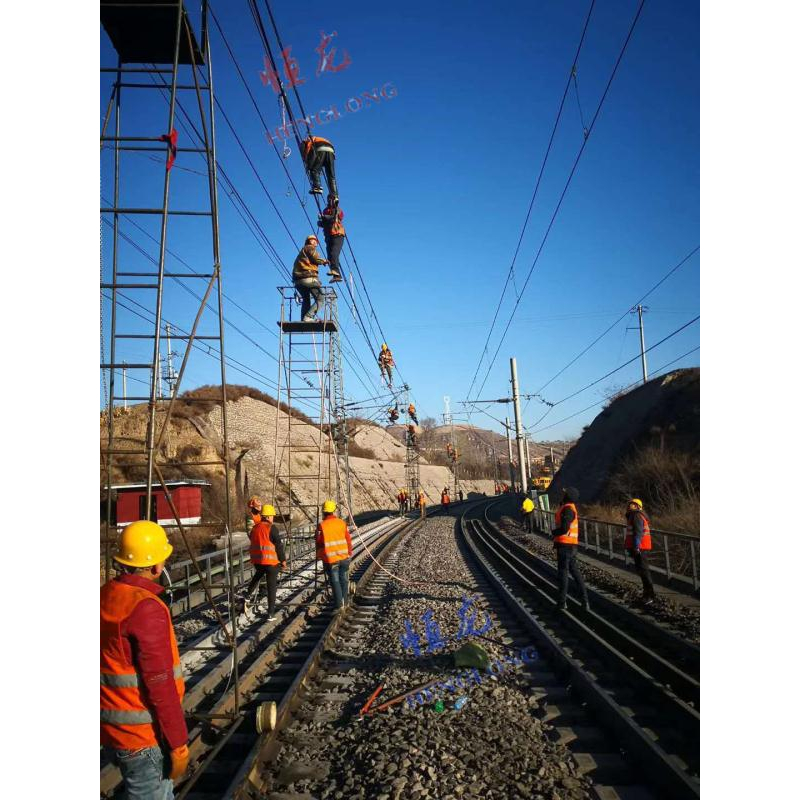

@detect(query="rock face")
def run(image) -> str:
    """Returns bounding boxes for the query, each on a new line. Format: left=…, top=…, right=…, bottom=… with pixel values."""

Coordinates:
left=548, top=368, right=700, bottom=505
left=101, top=394, right=494, bottom=525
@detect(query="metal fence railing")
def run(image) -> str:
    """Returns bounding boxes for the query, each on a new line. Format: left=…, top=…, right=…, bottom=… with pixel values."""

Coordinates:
left=532, top=508, right=700, bottom=592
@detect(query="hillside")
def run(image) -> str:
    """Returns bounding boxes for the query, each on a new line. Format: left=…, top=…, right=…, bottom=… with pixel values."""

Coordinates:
left=548, top=368, right=700, bottom=532
left=100, top=386, right=494, bottom=532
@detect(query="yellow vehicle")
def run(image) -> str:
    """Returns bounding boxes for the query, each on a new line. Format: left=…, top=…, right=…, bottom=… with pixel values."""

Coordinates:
left=532, top=475, right=552, bottom=491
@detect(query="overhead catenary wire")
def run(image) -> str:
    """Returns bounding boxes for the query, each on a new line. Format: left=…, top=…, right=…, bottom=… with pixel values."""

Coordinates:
left=468, top=0, right=649, bottom=406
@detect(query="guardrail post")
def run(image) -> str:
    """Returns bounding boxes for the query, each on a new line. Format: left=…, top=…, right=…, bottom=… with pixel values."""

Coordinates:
left=664, top=535, right=671, bottom=580
left=238, top=544, right=245, bottom=588
left=205, top=555, right=213, bottom=597
left=690, top=540, right=698, bottom=590
left=594, top=521, right=600, bottom=555
left=185, top=563, right=192, bottom=611
left=607, top=523, right=613, bottom=560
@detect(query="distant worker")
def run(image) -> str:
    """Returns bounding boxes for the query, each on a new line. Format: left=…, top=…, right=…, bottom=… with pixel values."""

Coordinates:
left=101, top=521, right=189, bottom=797
left=458, top=489, right=464, bottom=502
left=317, top=195, right=344, bottom=283
left=521, top=496, right=535, bottom=533
left=408, top=403, right=418, bottom=425
left=246, top=495, right=263, bottom=532
left=396, top=488, right=407, bottom=516
left=495, top=484, right=501, bottom=496
left=378, top=344, right=395, bottom=387
left=388, top=406, right=400, bottom=424
left=441, top=489, right=450, bottom=506
left=316, top=500, right=353, bottom=608
left=407, top=424, right=417, bottom=447
left=245, top=504, right=286, bottom=619
left=625, top=498, right=656, bottom=606
left=293, top=235, right=328, bottom=322
left=417, top=490, right=427, bottom=519
left=552, top=487, right=589, bottom=611
left=302, top=135, right=338, bottom=198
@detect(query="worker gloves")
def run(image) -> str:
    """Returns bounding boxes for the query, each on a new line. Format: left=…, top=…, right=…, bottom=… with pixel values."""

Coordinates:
left=169, top=744, right=190, bottom=781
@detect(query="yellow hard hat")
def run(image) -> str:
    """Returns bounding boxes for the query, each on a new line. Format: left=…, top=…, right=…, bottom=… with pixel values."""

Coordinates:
left=114, top=520, right=173, bottom=568
left=629, top=498, right=643, bottom=509
left=522, top=498, right=534, bottom=512
left=261, top=504, right=276, bottom=517
left=322, top=499, right=337, bottom=513
left=381, top=343, right=387, bottom=350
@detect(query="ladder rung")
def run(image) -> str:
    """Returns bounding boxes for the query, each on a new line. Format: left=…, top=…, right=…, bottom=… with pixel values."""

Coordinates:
left=115, top=272, right=215, bottom=278
left=116, top=83, right=210, bottom=91
left=101, top=450, right=145, bottom=456
left=113, top=146, right=209, bottom=153
left=100, top=208, right=212, bottom=216
left=101, top=283, right=159, bottom=289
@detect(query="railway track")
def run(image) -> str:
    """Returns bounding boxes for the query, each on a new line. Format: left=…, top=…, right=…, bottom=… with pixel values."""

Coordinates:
left=461, top=499, right=700, bottom=799
left=100, top=512, right=419, bottom=799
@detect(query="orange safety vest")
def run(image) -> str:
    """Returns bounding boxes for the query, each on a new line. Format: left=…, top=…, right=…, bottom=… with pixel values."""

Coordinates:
left=250, top=520, right=279, bottom=565
left=418, top=494, right=426, bottom=506
left=625, top=510, right=652, bottom=551
left=553, top=502, right=579, bottom=545
left=442, top=494, right=450, bottom=505
left=100, top=581, right=185, bottom=751
left=318, top=516, right=350, bottom=565
left=303, top=136, right=333, bottom=159
left=323, top=207, right=345, bottom=237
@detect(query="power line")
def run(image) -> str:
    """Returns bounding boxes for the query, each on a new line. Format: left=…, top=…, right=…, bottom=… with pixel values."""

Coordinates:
left=464, top=0, right=597, bottom=404
left=468, top=0, right=648, bottom=405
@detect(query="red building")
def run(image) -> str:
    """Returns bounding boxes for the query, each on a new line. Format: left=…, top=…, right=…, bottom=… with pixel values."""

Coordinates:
left=103, top=480, right=209, bottom=528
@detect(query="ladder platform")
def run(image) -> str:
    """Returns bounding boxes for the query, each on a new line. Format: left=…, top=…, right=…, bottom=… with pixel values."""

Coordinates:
left=101, top=0, right=204, bottom=66
left=279, top=320, right=338, bottom=333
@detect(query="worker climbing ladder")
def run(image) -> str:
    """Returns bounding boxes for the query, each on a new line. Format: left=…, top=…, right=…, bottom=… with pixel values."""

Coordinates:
left=402, top=385, right=421, bottom=503
left=100, top=0, right=243, bottom=723
left=272, top=287, right=353, bottom=585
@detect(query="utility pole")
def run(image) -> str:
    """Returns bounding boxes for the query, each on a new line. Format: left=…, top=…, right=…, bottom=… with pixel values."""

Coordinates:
left=122, top=362, right=128, bottom=411
left=510, top=358, right=528, bottom=494
left=505, top=416, right=515, bottom=490
left=635, top=304, right=648, bottom=384
left=524, top=436, right=531, bottom=485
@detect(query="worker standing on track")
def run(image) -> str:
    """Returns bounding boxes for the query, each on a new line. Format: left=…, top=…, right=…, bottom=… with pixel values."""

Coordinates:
left=293, top=235, right=329, bottom=322
left=625, top=498, right=657, bottom=606
left=417, top=490, right=427, bottom=519
left=302, top=135, right=338, bottom=198
left=245, top=504, right=286, bottom=619
left=317, top=194, right=344, bottom=283
left=378, top=344, right=395, bottom=387
left=397, top=488, right=407, bottom=516
left=316, top=500, right=353, bottom=609
left=101, top=521, right=189, bottom=799
left=552, top=487, right=590, bottom=611
left=521, top=496, right=535, bottom=533
left=458, top=488, right=464, bottom=503
left=408, top=403, right=418, bottom=425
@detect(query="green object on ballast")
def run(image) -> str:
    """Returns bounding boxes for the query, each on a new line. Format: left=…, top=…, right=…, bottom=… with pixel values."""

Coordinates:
left=453, top=642, right=491, bottom=672
left=434, top=700, right=445, bottom=713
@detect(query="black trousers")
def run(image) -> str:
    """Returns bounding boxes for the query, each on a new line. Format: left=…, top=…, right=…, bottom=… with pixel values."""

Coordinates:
left=325, top=234, right=344, bottom=275
left=556, top=544, right=588, bottom=606
left=522, top=512, right=534, bottom=533
left=246, top=563, right=279, bottom=614
left=628, top=548, right=656, bottom=599
left=307, top=148, right=338, bottom=196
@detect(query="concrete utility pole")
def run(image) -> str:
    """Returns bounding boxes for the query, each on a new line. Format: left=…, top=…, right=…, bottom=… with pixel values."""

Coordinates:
left=510, top=358, right=528, bottom=494
left=636, top=304, right=648, bottom=384
left=505, top=416, right=515, bottom=490
left=524, top=436, right=531, bottom=484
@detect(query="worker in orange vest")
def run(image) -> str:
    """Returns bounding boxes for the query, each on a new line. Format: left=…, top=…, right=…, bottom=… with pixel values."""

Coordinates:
left=396, top=488, right=407, bottom=516
left=293, top=234, right=329, bottom=322
left=441, top=489, right=451, bottom=506
left=408, top=403, right=418, bottom=425
left=378, top=344, right=395, bottom=387
left=317, top=194, right=344, bottom=283
left=245, top=504, right=286, bottom=619
left=624, top=498, right=656, bottom=605
left=552, top=487, right=589, bottom=611
left=316, top=500, right=353, bottom=608
left=246, top=495, right=263, bottom=532
left=101, top=521, right=189, bottom=797
left=302, top=135, right=338, bottom=198
left=417, top=490, right=427, bottom=519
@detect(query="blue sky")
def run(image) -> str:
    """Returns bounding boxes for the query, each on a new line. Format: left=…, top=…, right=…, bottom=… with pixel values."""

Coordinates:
left=100, top=0, right=699, bottom=442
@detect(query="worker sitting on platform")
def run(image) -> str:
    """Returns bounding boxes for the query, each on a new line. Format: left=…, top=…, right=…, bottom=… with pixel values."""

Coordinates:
left=303, top=136, right=338, bottom=197
left=521, top=496, right=535, bottom=533
left=624, top=498, right=657, bottom=606
left=318, top=195, right=344, bottom=283
left=316, top=500, right=353, bottom=608
left=101, top=522, right=190, bottom=797
left=293, top=235, right=329, bottom=322
left=378, top=344, right=395, bottom=387
left=408, top=403, right=418, bottom=425
left=388, top=405, right=400, bottom=424
left=406, top=424, right=417, bottom=447
left=245, top=504, right=286, bottom=619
